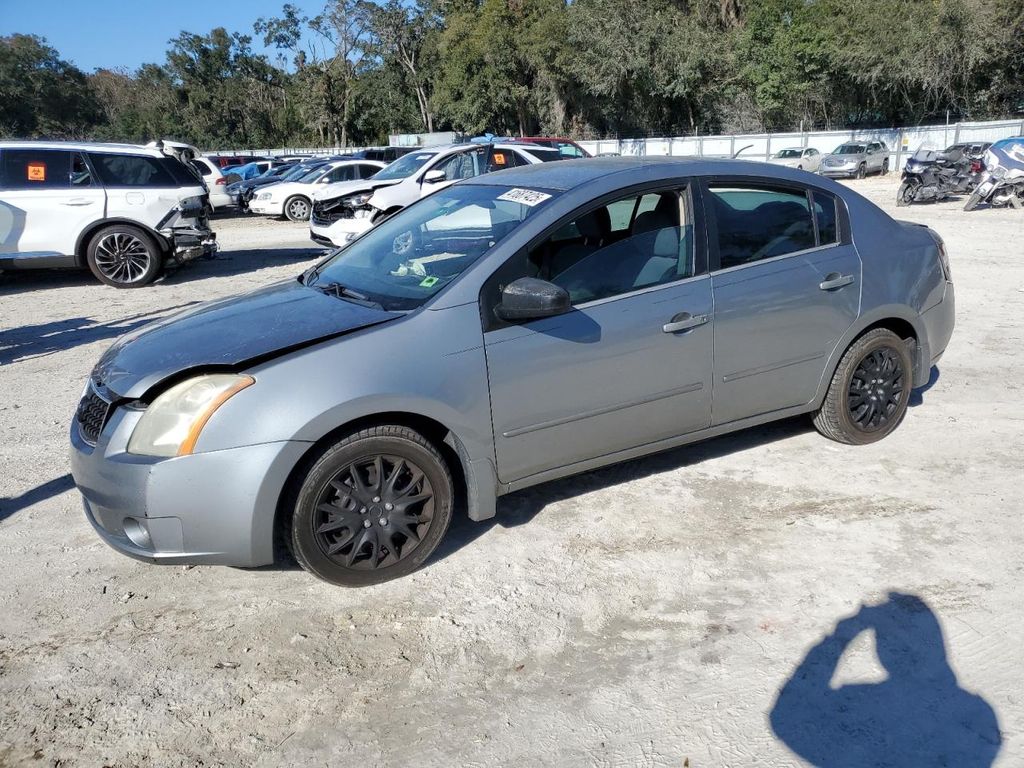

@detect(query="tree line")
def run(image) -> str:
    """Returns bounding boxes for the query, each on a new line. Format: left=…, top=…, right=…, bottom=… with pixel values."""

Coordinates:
left=1, top=0, right=1022, bottom=149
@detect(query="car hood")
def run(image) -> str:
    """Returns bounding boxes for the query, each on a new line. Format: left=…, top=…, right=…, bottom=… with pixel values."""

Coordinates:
left=768, top=158, right=801, bottom=167
left=92, top=280, right=402, bottom=400
left=313, top=178, right=400, bottom=202
left=369, top=178, right=419, bottom=211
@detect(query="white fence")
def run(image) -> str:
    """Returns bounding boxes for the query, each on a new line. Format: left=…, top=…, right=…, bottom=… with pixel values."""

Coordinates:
left=577, top=119, right=1024, bottom=169
left=219, top=117, right=1024, bottom=169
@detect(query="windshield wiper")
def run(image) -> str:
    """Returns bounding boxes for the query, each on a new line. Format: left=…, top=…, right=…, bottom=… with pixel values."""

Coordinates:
left=315, top=281, right=384, bottom=310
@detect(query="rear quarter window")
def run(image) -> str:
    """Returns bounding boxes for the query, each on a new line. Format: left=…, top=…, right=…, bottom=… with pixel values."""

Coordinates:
left=89, top=153, right=176, bottom=188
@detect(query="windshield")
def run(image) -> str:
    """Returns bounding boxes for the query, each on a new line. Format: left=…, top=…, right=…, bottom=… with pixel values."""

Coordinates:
left=776, top=149, right=801, bottom=158
left=834, top=144, right=866, bottom=155
left=373, top=151, right=438, bottom=181
left=308, top=184, right=558, bottom=310
left=281, top=163, right=321, bottom=181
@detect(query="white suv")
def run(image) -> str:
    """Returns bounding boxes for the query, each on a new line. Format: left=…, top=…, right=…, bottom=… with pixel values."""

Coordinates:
left=0, top=141, right=215, bottom=287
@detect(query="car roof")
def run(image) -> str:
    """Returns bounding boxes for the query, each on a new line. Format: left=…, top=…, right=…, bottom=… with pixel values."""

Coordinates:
left=0, top=140, right=163, bottom=157
left=460, top=155, right=851, bottom=193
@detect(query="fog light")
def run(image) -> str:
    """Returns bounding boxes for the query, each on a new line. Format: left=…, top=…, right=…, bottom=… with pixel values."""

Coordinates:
left=122, top=517, right=153, bottom=549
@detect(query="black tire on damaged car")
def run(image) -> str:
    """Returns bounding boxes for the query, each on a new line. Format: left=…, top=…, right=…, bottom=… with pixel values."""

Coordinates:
left=813, top=328, right=914, bottom=446
left=287, top=425, right=454, bottom=587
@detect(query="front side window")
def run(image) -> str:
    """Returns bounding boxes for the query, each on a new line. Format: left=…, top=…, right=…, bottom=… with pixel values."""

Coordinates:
left=358, top=164, right=380, bottom=179
left=776, top=149, right=801, bottom=158
left=90, top=153, right=175, bottom=188
left=511, top=188, right=695, bottom=307
left=708, top=184, right=816, bottom=268
left=322, top=165, right=354, bottom=183
left=0, top=149, right=72, bottom=190
left=430, top=149, right=483, bottom=182
left=308, top=184, right=557, bottom=310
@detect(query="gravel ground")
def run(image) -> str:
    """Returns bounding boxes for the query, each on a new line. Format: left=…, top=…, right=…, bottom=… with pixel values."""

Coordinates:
left=1, top=181, right=1022, bottom=767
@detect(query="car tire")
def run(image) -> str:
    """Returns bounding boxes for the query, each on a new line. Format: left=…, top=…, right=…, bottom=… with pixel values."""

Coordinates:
left=856, top=163, right=867, bottom=180
left=813, top=328, right=913, bottom=445
left=881, top=159, right=890, bottom=175
left=289, top=425, right=454, bottom=587
left=86, top=224, right=163, bottom=288
left=284, top=195, right=312, bottom=222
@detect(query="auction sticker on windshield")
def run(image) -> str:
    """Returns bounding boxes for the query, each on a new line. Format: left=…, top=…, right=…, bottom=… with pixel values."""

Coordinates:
left=496, top=188, right=552, bottom=206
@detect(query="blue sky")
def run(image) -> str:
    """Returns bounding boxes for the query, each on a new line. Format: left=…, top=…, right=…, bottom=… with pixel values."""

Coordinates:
left=1, top=0, right=322, bottom=72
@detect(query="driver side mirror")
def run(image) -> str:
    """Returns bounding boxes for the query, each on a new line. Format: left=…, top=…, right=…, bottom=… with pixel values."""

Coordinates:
left=495, top=277, right=571, bottom=322
left=423, top=169, right=446, bottom=184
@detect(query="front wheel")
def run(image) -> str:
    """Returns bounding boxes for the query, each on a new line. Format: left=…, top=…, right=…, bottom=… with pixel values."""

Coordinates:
left=284, top=195, right=312, bottom=222
left=856, top=163, right=867, bottom=180
left=881, top=159, right=890, bottom=175
left=963, top=189, right=983, bottom=212
left=289, top=425, right=454, bottom=586
left=86, top=225, right=163, bottom=287
left=896, top=180, right=918, bottom=207
left=813, top=328, right=913, bottom=445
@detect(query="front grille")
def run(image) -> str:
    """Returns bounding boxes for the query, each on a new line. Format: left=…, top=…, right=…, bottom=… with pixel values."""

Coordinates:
left=77, top=386, right=111, bottom=446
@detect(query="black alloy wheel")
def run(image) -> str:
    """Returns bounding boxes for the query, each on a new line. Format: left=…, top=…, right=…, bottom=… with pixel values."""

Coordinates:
left=813, top=328, right=913, bottom=445
left=289, top=425, right=454, bottom=586
left=846, top=347, right=906, bottom=432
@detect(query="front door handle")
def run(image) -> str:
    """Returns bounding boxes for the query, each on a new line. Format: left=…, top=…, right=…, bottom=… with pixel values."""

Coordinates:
left=62, top=198, right=95, bottom=207
left=663, top=312, right=709, bottom=333
left=819, top=273, right=855, bottom=291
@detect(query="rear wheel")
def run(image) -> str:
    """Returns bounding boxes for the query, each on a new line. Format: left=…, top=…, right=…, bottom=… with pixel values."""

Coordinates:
left=86, top=225, right=163, bottom=288
left=896, top=180, right=918, bottom=207
left=289, top=425, right=454, bottom=586
left=284, top=195, right=312, bottom=222
left=813, top=329, right=913, bottom=445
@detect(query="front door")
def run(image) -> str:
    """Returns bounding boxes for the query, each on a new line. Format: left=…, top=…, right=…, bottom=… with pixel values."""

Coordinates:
left=482, top=185, right=714, bottom=483
left=703, top=180, right=861, bottom=425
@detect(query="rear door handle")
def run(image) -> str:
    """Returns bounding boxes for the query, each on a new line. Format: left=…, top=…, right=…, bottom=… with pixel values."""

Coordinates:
left=663, top=312, right=709, bottom=333
left=819, top=273, right=855, bottom=291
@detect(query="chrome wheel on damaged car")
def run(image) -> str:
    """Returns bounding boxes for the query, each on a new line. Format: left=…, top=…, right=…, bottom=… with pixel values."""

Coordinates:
left=289, top=426, right=453, bottom=586
left=86, top=225, right=162, bottom=287
left=813, top=329, right=912, bottom=445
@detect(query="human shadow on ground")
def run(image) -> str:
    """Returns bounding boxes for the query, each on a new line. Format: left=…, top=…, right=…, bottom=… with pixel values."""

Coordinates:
left=0, top=474, right=75, bottom=522
left=0, top=304, right=199, bottom=365
left=770, top=592, right=1001, bottom=767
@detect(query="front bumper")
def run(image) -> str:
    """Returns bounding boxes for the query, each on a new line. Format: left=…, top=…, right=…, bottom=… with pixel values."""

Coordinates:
left=69, top=403, right=309, bottom=567
left=309, top=216, right=373, bottom=248
left=249, top=198, right=284, bottom=216
left=821, top=166, right=858, bottom=178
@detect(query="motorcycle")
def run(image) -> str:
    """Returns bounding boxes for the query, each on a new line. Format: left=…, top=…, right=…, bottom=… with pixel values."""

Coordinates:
left=896, top=146, right=977, bottom=207
left=963, top=137, right=1024, bottom=211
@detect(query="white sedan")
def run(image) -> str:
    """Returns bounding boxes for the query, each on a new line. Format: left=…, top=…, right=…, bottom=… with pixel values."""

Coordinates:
left=767, top=147, right=822, bottom=173
left=249, top=159, right=385, bottom=221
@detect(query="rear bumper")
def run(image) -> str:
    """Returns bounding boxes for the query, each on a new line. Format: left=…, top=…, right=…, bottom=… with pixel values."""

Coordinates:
left=920, top=282, right=955, bottom=381
left=166, top=226, right=217, bottom=263
left=69, top=404, right=309, bottom=566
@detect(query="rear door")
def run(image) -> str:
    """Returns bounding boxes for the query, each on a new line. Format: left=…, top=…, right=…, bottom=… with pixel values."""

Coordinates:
left=89, top=152, right=187, bottom=229
left=0, top=148, right=105, bottom=260
left=703, top=179, right=861, bottom=425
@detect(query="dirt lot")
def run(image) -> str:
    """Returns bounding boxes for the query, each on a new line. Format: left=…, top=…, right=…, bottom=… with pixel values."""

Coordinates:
left=1, top=179, right=1022, bottom=767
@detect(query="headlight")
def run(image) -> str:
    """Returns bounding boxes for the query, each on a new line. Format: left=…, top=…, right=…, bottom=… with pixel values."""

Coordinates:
left=906, top=163, right=923, bottom=173
left=127, top=374, right=254, bottom=457
left=344, top=192, right=373, bottom=207
left=257, top=192, right=273, bottom=201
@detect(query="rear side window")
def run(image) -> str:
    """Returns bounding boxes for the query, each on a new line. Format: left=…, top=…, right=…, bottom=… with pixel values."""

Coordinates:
left=0, top=149, right=72, bottom=190
left=708, top=184, right=816, bottom=268
left=812, top=191, right=839, bottom=245
left=90, top=153, right=175, bottom=188
left=189, top=159, right=213, bottom=177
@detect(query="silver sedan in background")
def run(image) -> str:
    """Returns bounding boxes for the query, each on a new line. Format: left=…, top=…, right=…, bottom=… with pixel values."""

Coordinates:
left=70, top=157, right=954, bottom=586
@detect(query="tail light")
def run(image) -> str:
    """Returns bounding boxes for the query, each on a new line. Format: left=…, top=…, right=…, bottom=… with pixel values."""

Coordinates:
left=928, top=228, right=951, bottom=281
left=215, top=178, right=228, bottom=185
left=971, top=160, right=982, bottom=173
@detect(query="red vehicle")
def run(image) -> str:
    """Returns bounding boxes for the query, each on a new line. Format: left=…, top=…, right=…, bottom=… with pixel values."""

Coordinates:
left=519, top=137, right=590, bottom=158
